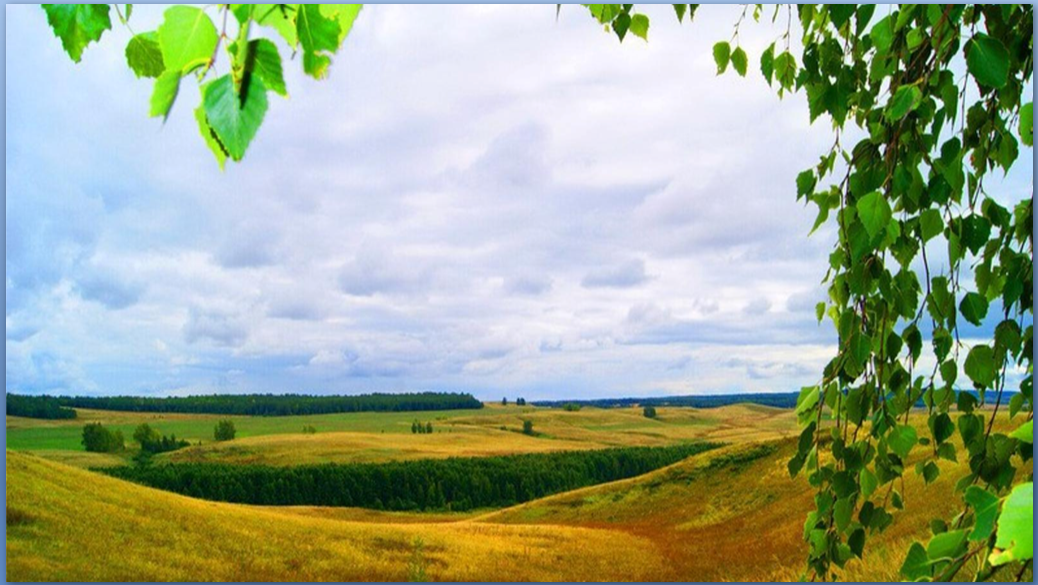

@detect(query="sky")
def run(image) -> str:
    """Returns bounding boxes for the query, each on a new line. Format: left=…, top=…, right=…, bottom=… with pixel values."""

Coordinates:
left=5, top=5, right=1032, bottom=401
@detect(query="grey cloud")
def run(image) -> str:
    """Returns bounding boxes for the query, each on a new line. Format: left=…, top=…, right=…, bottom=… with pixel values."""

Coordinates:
left=582, top=259, right=648, bottom=289
left=744, top=298, right=771, bottom=315
left=338, top=244, right=434, bottom=297
left=75, top=271, right=144, bottom=310
left=184, top=308, right=249, bottom=347
left=504, top=274, right=552, bottom=296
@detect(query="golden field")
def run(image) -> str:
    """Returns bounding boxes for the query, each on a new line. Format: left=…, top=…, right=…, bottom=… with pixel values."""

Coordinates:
left=5, top=404, right=1032, bottom=581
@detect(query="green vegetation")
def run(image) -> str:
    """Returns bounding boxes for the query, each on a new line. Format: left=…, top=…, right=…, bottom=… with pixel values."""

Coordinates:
left=410, top=421, right=434, bottom=434
left=643, top=406, right=657, bottom=419
left=522, top=420, right=535, bottom=436
left=133, top=424, right=190, bottom=455
left=81, top=423, right=124, bottom=453
left=301, top=425, right=317, bottom=434
left=213, top=420, right=236, bottom=442
left=6, top=394, right=76, bottom=420
left=41, top=391, right=483, bottom=416
left=101, top=443, right=719, bottom=511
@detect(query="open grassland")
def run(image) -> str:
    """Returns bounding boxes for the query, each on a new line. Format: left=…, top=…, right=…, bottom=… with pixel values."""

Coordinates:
left=7, top=403, right=797, bottom=467
left=7, top=407, right=1030, bottom=582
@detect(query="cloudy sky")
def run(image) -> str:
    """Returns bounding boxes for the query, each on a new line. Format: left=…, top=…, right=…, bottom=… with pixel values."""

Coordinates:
left=6, top=5, right=1031, bottom=401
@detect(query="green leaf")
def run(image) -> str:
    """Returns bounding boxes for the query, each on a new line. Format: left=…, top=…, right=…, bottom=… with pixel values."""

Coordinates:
left=989, top=482, right=1033, bottom=565
left=149, top=70, right=181, bottom=119
left=927, top=529, right=967, bottom=561
left=1010, top=420, right=1032, bottom=444
left=966, top=33, right=1010, bottom=89
left=158, top=5, right=218, bottom=74
left=796, top=170, right=816, bottom=198
left=320, top=4, right=362, bottom=44
left=730, top=46, right=747, bottom=77
left=870, top=15, right=894, bottom=54
left=959, top=292, right=989, bottom=326
left=964, top=345, right=996, bottom=388
left=760, top=43, right=775, bottom=85
left=860, top=467, right=878, bottom=498
left=856, top=191, right=892, bottom=240
left=900, top=541, right=932, bottom=580
left=125, top=31, right=164, bottom=79
left=1021, top=102, right=1033, bottom=147
left=888, top=424, right=918, bottom=459
left=919, top=208, right=944, bottom=242
left=930, top=413, right=954, bottom=444
left=886, top=85, right=922, bottom=121
left=243, top=39, right=286, bottom=97
left=194, top=106, right=228, bottom=170
left=712, top=41, right=730, bottom=75
left=964, top=486, right=1000, bottom=542
left=202, top=75, right=269, bottom=162
left=254, top=4, right=298, bottom=47
left=297, top=3, right=341, bottom=79
left=629, top=14, right=649, bottom=41
left=673, top=4, right=686, bottom=22
left=611, top=12, right=630, bottom=41
left=41, top=4, right=112, bottom=63
left=834, top=497, right=853, bottom=533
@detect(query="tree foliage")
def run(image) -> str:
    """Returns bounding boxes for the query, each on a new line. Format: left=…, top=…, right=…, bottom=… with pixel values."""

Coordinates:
left=580, top=3, right=1033, bottom=581
left=134, top=423, right=190, bottom=454
left=82, top=423, right=125, bottom=453
left=102, top=442, right=719, bottom=510
left=45, top=391, right=483, bottom=416
left=42, top=4, right=362, bottom=167
left=6, top=394, right=77, bottom=420
left=213, top=419, right=236, bottom=442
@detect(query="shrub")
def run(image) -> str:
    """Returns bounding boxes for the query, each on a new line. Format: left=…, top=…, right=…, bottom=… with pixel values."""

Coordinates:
left=562, top=403, right=581, bottom=412
left=522, top=420, right=535, bottom=436
left=643, top=406, right=657, bottom=419
left=81, top=423, right=124, bottom=453
left=213, top=419, right=236, bottom=441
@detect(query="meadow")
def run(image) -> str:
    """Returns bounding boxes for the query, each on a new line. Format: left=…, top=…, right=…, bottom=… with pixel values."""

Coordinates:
left=5, top=401, right=1031, bottom=581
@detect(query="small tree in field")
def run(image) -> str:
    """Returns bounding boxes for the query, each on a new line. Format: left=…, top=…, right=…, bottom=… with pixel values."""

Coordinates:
left=213, top=419, right=236, bottom=442
left=501, top=397, right=508, bottom=406
left=643, top=405, right=657, bottom=419
left=425, top=422, right=433, bottom=434
left=82, top=423, right=124, bottom=453
left=522, top=420, right=535, bottom=436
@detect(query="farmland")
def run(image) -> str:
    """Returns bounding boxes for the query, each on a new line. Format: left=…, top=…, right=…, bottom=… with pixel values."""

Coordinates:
left=5, top=400, right=1031, bottom=581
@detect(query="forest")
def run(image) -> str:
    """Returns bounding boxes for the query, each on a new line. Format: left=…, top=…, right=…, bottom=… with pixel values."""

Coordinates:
left=6, top=394, right=77, bottom=420
left=10, top=391, right=483, bottom=417
left=100, top=442, right=719, bottom=510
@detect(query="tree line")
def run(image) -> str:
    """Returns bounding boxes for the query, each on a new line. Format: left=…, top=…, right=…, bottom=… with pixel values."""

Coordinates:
left=101, top=442, right=719, bottom=511
left=10, top=391, right=483, bottom=417
left=6, top=394, right=76, bottom=419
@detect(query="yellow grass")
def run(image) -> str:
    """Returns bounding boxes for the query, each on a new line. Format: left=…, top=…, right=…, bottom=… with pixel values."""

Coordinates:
left=161, top=428, right=601, bottom=466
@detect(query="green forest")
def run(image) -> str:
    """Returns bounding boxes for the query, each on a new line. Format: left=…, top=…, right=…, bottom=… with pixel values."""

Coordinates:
left=101, top=442, right=718, bottom=510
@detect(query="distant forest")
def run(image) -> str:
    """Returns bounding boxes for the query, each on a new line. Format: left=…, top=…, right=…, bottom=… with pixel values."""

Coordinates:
left=532, top=390, right=999, bottom=410
left=6, top=394, right=77, bottom=420
left=6, top=392, right=483, bottom=418
left=102, top=443, right=718, bottom=511
left=533, top=393, right=802, bottom=409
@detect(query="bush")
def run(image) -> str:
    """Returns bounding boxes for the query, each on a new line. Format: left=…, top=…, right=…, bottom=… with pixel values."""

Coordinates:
left=134, top=423, right=190, bottom=454
left=522, top=420, right=535, bottom=436
left=82, top=423, right=124, bottom=453
left=302, top=425, right=317, bottom=434
left=562, top=403, right=581, bottom=412
left=643, top=406, right=657, bottom=419
left=213, top=419, right=236, bottom=441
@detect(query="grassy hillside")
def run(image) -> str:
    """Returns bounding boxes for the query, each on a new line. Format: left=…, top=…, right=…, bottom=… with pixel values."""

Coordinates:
left=6, top=450, right=665, bottom=581
left=9, top=428, right=1030, bottom=581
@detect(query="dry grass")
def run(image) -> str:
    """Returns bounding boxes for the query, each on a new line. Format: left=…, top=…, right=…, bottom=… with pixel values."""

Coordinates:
left=162, top=428, right=602, bottom=466
left=6, top=450, right=665, bottom=582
